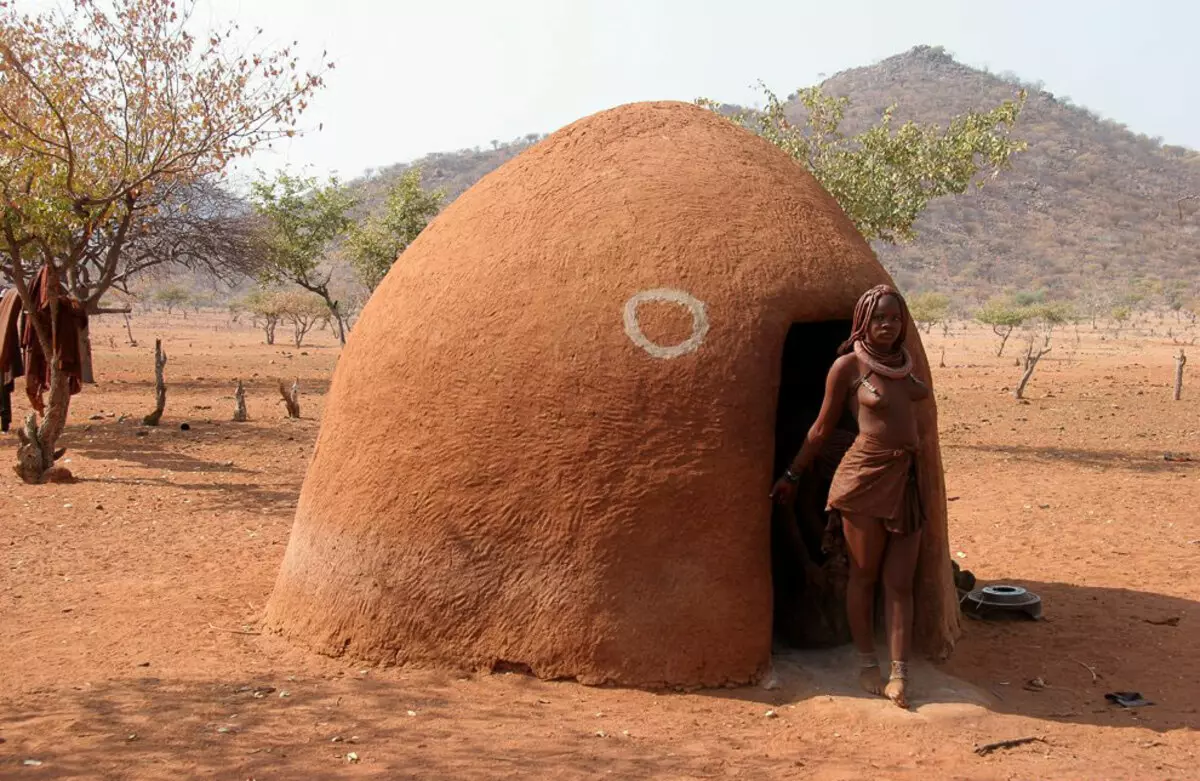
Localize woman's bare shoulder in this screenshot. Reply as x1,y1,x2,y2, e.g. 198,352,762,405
828,353,859,378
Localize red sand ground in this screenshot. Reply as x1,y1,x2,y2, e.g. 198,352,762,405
1,311,1197,780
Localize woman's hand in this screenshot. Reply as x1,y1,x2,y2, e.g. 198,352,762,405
769,471,800,504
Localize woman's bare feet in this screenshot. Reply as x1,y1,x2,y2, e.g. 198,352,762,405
859,665,884,695
858,652,884,695
886,661,910,708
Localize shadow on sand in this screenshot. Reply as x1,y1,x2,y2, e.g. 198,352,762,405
0,674,688,781
59,417,313,514
711,579,1198,734
948,442,1198,475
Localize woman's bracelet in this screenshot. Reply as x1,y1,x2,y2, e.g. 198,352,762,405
783,468,800,484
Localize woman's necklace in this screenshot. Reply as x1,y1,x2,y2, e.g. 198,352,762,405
854,341,913,380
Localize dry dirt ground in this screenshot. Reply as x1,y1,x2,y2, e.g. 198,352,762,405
1,311,1198,780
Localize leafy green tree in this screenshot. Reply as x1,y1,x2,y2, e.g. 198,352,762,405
274,290,331,347
1162,281,1189,317
1077,283,1114,329
0,0,326,483
249,171,356,344
346,167,445,291
1117,288,1147,314
975,298,1030,357
1111,305,1132,332
1029,301,1075,330
907,291,951,333
189,291,217,313
153,286,192,315
1008,300,1073,396
330,284,368,332
696,84,1026,243
228,298,247,325
241,290,284,345
1184,299,1200,326
1012,289,1047,307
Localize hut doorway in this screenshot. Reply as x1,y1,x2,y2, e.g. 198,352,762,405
770,319,855,649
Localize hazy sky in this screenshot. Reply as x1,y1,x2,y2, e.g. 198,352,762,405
194,0,1199,182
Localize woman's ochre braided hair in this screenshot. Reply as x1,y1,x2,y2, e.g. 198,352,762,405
837,284,911,359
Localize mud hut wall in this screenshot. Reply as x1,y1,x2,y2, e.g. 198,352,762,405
902,327,960,656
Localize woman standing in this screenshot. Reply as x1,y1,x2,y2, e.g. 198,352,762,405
771,285,931,708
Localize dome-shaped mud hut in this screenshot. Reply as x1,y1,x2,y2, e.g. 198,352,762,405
264,100,959,688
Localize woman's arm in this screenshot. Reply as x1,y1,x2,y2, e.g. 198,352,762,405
787,355,854,475
907,369,932,401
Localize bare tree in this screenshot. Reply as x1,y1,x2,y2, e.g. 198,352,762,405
275,291,330,347
1014,336,1051,400
0,0,327,482
96,182,265,302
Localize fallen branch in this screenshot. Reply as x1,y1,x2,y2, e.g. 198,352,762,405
974,736,1046,756
207,623,261,636
1072,658,1100,683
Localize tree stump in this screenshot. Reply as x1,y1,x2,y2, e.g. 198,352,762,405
279,378,300,418
14,412,73,483
142,338,168,425
233,380,248,422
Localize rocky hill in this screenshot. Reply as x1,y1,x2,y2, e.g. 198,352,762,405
350,46,1200,308
349,133,546,214
815,46,1200,305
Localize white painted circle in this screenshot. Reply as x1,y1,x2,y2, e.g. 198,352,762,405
622,288,709,359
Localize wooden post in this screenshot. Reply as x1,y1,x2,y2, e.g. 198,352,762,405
233,380,248,422
278,378,300,418
142,338,168,425
1175,349,1187,401
123,313,137,347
